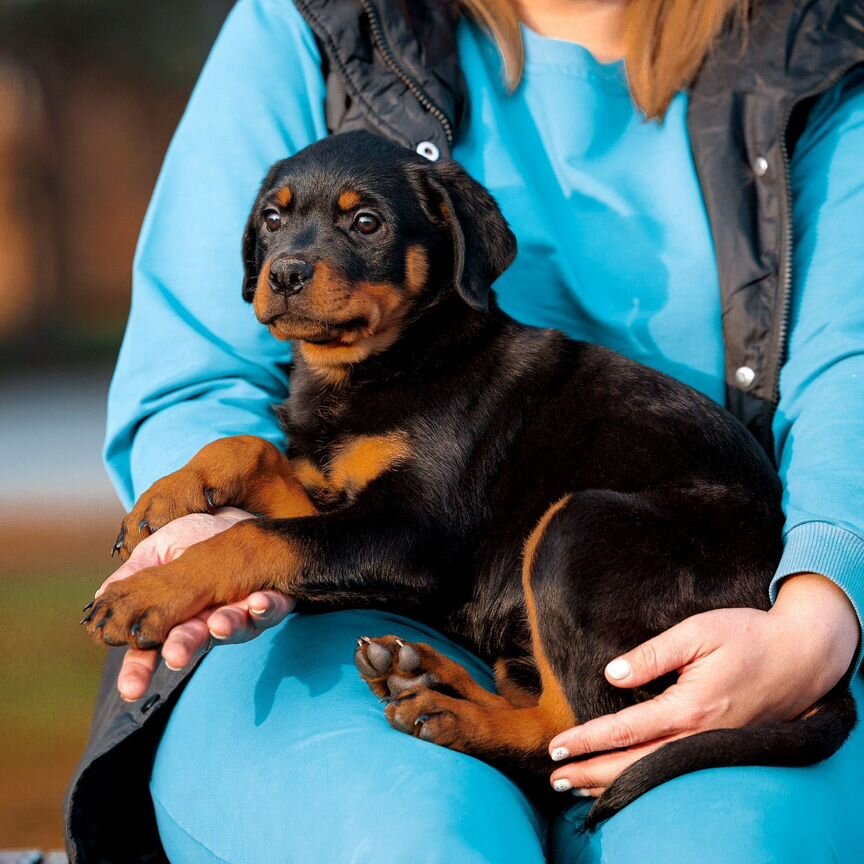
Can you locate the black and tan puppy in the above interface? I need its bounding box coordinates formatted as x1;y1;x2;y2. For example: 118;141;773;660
85;131;855;826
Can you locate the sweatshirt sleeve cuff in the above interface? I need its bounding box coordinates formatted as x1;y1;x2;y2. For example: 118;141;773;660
769;521;864;675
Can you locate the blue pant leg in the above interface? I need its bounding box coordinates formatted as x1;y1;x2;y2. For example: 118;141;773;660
150;609;547;864
551;674;864;863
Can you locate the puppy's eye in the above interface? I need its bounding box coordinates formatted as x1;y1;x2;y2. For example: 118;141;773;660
263;209;282;232
353;212;382;235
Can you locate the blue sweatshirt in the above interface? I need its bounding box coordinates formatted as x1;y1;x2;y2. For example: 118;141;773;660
105;0;864;668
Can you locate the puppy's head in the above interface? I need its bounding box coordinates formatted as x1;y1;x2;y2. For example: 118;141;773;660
242;131;516;372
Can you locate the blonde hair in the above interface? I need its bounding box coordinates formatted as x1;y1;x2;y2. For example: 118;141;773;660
458;0;748;119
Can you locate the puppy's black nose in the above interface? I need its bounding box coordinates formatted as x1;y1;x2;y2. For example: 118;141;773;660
269;257;314;296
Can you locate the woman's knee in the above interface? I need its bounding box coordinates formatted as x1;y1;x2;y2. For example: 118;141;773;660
151;610;547;863
553;676;864;863
552;761;862;864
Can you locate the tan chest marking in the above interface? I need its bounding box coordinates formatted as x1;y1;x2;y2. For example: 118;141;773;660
291;432;412;503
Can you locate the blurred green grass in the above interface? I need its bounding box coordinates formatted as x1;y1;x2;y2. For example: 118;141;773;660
1;568;105;733
0;515;119;849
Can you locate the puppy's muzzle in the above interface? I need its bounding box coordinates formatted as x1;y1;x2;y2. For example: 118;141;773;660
270;256;314;297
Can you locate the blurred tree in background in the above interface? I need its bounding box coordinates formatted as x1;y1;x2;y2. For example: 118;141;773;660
0;0;233;366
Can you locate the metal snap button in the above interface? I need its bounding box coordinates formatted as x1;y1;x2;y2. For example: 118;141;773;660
141;693;161;714
416;141;440;162
735;366;756;389
754;156;769;177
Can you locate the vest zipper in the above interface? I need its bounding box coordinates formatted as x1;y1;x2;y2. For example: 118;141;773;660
772;62;863;409
359;0;455;145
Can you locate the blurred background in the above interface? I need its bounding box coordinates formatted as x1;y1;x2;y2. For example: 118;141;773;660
0;0;234;850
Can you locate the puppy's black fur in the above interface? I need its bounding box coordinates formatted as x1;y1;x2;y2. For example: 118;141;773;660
248;132;855;824
95;131;856;827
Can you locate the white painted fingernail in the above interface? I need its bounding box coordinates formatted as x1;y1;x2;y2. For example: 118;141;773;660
164;661;182;672
553;779;573;792
249;606;268;616
572;788;593;797
606;658;631;680
551;747;570;762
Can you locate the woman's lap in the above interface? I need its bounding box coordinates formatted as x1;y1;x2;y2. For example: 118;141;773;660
151;611;864;864
150;610;547;864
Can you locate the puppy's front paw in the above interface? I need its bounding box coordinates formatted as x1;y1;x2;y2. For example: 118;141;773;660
112;469;218;561
82;568;207;649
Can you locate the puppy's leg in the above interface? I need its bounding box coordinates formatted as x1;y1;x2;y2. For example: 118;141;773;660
356;634;562;774
355;501;581;776
87;518;304;648
355;489;739;777
87;481;440;649
114;435;316;560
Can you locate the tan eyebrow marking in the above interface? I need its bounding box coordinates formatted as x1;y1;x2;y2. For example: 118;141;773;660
275;186;293;207
405;245;429;295
338;190;362;211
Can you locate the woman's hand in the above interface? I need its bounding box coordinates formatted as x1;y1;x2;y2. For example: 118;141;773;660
95;508;295;702
547;573;860;796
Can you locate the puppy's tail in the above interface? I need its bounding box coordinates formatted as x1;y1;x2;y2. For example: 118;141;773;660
586;688;856;830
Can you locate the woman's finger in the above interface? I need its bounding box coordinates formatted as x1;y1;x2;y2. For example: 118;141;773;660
207;592;295;644
206;606;250;642
117;648;160;702
603;618;703;689
550;738;674;792
161;613;216;671
575;787;605;798
246;591;295;629
549;692;690;759
157;592;294;670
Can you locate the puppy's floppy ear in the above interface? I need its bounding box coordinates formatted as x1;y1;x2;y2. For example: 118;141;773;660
241;209;260;303
410;161;516;311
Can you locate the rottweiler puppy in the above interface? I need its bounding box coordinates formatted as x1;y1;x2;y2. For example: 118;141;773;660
85;131;855;826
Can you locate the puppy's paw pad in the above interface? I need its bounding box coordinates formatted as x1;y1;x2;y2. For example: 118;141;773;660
385;692;462;746
355;636;443;697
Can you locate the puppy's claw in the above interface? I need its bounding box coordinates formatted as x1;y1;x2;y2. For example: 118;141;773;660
82;600;95;613
416;716;439;742
111;529;126;558
205;487;219;510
